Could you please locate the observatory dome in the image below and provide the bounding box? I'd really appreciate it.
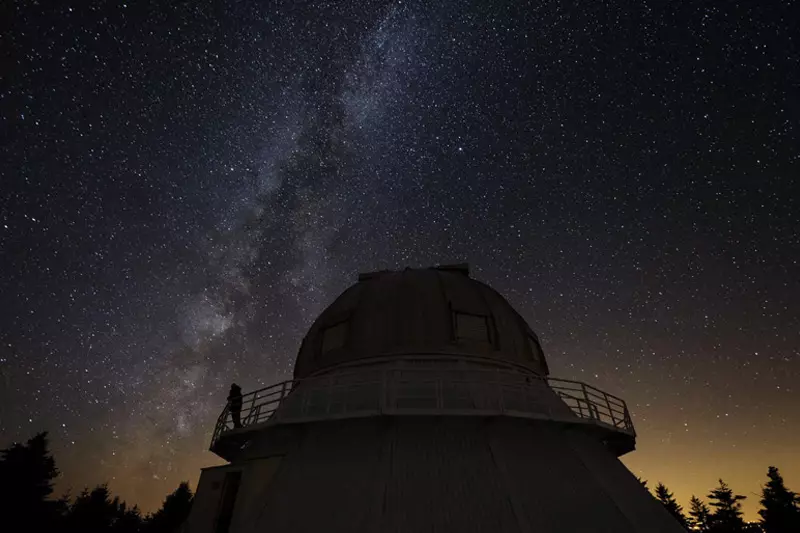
[196,265,679,533]
[293,264,548,379]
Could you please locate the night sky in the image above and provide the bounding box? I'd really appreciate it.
[2,0,798,518]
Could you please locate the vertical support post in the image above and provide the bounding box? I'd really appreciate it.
[277,381,287,420]
[544,378,553,419]
[580,383,591,420]
[604,391,615,426]
[300,383,309,417]
[247,393,256,425]
[624,404,633,432]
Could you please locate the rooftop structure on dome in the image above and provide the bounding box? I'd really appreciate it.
[184,264,685,533]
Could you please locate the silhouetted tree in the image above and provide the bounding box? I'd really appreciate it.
[147,481,193,533]
[115,501,145,533]
[758,466,800,533]
[636,476,649,490]
[708,479,747,532]
[689,495,713,532]
[0,431,64,530]
[66,485,118,532]
[65,484,145,533]
[655,482,689,529]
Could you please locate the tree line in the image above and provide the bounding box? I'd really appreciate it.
[0,432,193,533]
[641,467,800,533]
[4,430,798,533]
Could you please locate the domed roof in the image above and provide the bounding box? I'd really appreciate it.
[293,264,548,379]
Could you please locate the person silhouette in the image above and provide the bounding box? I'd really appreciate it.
[227,383,243,429]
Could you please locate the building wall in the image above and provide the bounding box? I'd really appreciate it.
[185,457,283,533]
[229,457,283,533]
[194,418,684,533]
[185,464,238,533]
[490,421,683,533]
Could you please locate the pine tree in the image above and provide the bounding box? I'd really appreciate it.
[758,466,800,533]
[66,485,120,533]
[708,479,747,532]
[115,501,145,533]
[147,481,194,533]
[689,495,712,532]
[65,484,145,533]
[0,432,63,530]
[655,482,689,529]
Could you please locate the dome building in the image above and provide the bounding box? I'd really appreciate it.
[185,264,685,533]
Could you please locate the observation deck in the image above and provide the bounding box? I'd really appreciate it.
[210,363,636,460]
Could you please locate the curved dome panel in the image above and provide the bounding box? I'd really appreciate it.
[293,265,548,379]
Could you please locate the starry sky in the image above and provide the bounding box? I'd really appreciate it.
[2,0,798,518]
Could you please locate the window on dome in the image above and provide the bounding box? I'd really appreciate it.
[528,335,543,364]
[321,320,348,354]
[454,312,491,343]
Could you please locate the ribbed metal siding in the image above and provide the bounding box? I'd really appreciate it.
[230,417,683,533]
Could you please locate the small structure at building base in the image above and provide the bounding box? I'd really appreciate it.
[185,265,686,533]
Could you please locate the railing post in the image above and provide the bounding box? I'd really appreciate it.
[247,393,256,425]
[580,383,591,420]
[604,391,616,426]
[624,406,633,432]
[277,381,287,420]
[300,384,309,417]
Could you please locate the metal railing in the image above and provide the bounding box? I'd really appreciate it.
[211,367,634,450]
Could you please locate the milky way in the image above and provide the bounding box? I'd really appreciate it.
[2,0,798,517]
